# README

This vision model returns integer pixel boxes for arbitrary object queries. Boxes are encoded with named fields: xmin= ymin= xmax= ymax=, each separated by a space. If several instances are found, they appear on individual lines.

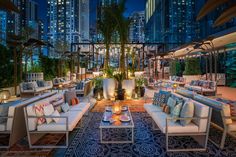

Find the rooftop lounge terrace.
xmin=1 ymin=0 xmax=236 ymax=156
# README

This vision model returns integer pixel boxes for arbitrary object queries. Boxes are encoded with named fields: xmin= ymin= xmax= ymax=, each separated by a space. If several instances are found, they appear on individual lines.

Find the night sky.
xmin=34 ymin=0 xmax=145 ymax=26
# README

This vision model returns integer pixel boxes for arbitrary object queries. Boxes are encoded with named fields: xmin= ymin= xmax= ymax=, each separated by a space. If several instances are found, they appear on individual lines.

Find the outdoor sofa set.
xmin=52 ymin=77 xmax=72 ymax=87
xmin=168 ymin=76 xmax=186 ymax=86
xmin=0 ymin=90 xmax=90 ymax=148
xmin=176 ymin=88 xmax=236 ymax=149
xmin=144 ymin=90 xmax=212 ymax=152
xmin=185 ymin=80 xmax=217 ymax=96
xmin=20 ymin=80 xmax=53 ymax=97
xmin=0 ymin=92 xmax=56 ymax=148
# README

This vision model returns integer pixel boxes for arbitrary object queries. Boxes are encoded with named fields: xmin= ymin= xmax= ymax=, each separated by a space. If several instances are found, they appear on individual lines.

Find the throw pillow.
xmin=34 ymin=102 xmax=46 ymax=125
xmin=0 ymin=104 xmax=10 ymax=123
xmin=162 ymin=105 xmax=170 ymax=114
xmin=229 ymin=104 xmax=236 ymax=116
xmin=61 ymin=103 xmax=70 ymax=113
xmin=167 ymin=97 xmax=177 ymax=113
xmin=43 ymin=104 xmax=55 ymax=124
xmin=51 ymin=110 xmax=60 ymax=123
xmin=65 ymin=90 xmax=77 ymax=105
xmin=159 ymin=90 xmax=171 ymax=106
xmin=171 ymin=102 xmax=183 ymax=122
xmin=71 ymin=97 xmax=80 ymax=106
xmin=152 ymin=92 xmax=160 ymax=106
xmin=180 ymin=100 xmax=194 ymax=126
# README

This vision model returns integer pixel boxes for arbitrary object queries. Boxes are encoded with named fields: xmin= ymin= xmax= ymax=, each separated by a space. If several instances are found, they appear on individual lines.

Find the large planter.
xmin=183 ymin=75 xmax=201 ymax=84
xmin=135 ymin=86 xmax=145 ymax=97
xmin=122 ymin=79 xmax=135 ymax=98
xmin=103 ymin=78 xmax=115 ymax=99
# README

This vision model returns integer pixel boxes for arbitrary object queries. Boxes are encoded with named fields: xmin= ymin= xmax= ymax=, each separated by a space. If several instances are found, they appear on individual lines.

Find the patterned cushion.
xmin=171 ymin=102 xmax=183 ymax=122
xmin=202 ymin=82 xmax=210 ymax=89
xmin=180 ymin=100 xmax=194 ymax=126
xmin=0 ymin=104 xmax=11 ymax=123
xmin=159 ymin=90 xmax=171 ymax=106
xmin=198 ymin=81 xmax=204 ymax=87
xmin=152 ymin=92 xmax=160 ymax=106
xmin=71 ymin=97 xmax=80 ymax=106
xmin=34 ymin=102 xmax=47 ymax=125
xmin=190 ymin=80 xmax=195 ymax=86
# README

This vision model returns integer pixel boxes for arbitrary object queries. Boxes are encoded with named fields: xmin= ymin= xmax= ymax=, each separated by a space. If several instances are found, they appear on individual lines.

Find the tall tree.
xmin=108 ymin=0 xmax=130 ymax=76
xmin=97 ymin=5 xmax=116 ymax=71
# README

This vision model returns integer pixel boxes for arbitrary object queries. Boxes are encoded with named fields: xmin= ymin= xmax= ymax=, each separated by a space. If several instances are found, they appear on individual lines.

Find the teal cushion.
xmin=171 ymin=102 xmax=183 ymax=122
xmin=159 ymin=90 xmax=171 ymax=106
xmin=167 ymin=97 xmax=177 ymax=113
xmin=180 ymin=100 xmax=194 ymax=126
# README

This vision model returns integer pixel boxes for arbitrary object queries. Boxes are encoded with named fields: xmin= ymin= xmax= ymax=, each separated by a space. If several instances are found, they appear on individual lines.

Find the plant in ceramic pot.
xmin=93 ymin=77 xmax=103 ymax=100
xmin=113 ymin=72 xmax=125 ymax=100
xmin=135 ymin=76 xmax=145 ymax=97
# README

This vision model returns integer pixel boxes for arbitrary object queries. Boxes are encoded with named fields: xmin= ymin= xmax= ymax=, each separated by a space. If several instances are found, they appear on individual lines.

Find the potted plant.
xmin=93 ymin=77 xmax=103 ymax=100
xmin=103 ymin=66 xmax=116 ymax=99
xmin=113 ymin=72 xmax=125 ymax=100
xmin=135 ymin=76 xmax=145 ymax=97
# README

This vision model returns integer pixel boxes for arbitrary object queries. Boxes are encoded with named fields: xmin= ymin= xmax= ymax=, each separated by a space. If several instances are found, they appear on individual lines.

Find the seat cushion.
xmin=37 ymin=110 xmax=84 ymax=131
xmin=70 ymin=102 xmax=90 ymax=114
xmin=152 ymin=112 xmax=199 ymax=133
xmin=228 ymin=121 xmax=236 ymax=132
xmin=144 ymin=104 xmax=162 ymax=116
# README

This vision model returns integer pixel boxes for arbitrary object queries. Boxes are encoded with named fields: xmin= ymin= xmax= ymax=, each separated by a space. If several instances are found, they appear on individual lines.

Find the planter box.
xmin=183 ymin=75 xmax=201 ymax=84
xmin=122 ymin=79 xmax=135 ymax=98
xmin=103 ymin=78 xmax=115 ymax=99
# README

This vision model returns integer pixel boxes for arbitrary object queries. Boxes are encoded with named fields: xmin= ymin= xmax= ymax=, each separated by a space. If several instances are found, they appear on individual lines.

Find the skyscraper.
xmin=79 ymin=0 xmax=90 ymax=43
xmin=47 ymin=0 xmax=79 ymax=57
xmin=0 ymin=11 xmax=7 ymax=45
xmin=47 ymin=0 xmax=90 ymax=57
xmin=145 ymin=0 xmax=197 ymax=48
xmin=129 ymin=11 xmax=145 ymax=43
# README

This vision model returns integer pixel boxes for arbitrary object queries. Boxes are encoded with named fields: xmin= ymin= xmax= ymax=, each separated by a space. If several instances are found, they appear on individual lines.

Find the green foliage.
xmin=39 ymin=56 xmax=70 ymax=81
xmin=0 ymin=45 xmax=15 ymax=88
xmin=183 ymin=58 xmax=201 ymax=75
xmin=28 ymin=64 xmax=42 ymax=73
xmin=113 ymin=72 xmax=125 ymax=83
xmin=93 ymin=77 xmax=103 ymax=90
xmin=105 ymin=66 xmax=114 ymax=78
xmin=169 ymin=59 xmax=182 ymax=76
xmin=226 ymin=51 xmax=236 ymax=87
xmin=135 ymin=76 xmax=145 ymax=87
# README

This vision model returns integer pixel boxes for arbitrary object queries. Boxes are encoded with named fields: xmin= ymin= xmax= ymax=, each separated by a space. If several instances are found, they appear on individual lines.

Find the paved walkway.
xmin=217 ymin=86 xmax=236 ymax=101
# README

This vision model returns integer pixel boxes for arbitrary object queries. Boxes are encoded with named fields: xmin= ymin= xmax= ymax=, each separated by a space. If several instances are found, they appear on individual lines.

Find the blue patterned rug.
xmin=53 ymin=112 xmax=236 ymax=157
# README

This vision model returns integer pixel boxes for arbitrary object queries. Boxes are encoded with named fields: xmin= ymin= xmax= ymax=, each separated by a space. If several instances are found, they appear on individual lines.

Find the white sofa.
xmin=53 ymin=77 xmax=71 ymax=87
xmin=185 ymin=80 xmax=217 ymax=96
xmin=0 ymin=92 xmax=57 ymax=148
xmin=24 ymin=92 xmax=90 ymax=148
xmin=201 ymin=73 xmax=226 ymax=86
xmin=20 ymin=81 xmax=53 ymax=97
xmin=169 ymin=76 xmax=186 ymax=86
xmin=144 ymin=92 xmax=212 ymax=152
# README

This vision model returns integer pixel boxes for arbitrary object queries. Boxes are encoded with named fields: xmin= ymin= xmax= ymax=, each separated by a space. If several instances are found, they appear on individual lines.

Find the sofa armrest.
xmin=165 ymin=116 xmax=209 ymax=134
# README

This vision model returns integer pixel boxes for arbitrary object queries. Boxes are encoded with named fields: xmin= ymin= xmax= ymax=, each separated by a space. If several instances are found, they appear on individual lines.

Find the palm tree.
xmin=108 ymin=0 xmax=130 ymax=76
xmin=54 ymin=40 xmax=70 ymax=77
xmin=97 ymin=5 xmax=116 ymax=71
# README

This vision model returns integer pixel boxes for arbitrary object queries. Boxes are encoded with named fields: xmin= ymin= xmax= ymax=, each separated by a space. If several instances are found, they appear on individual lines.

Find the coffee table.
xmin=99 ymin=106 xmax=134 ymax=144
